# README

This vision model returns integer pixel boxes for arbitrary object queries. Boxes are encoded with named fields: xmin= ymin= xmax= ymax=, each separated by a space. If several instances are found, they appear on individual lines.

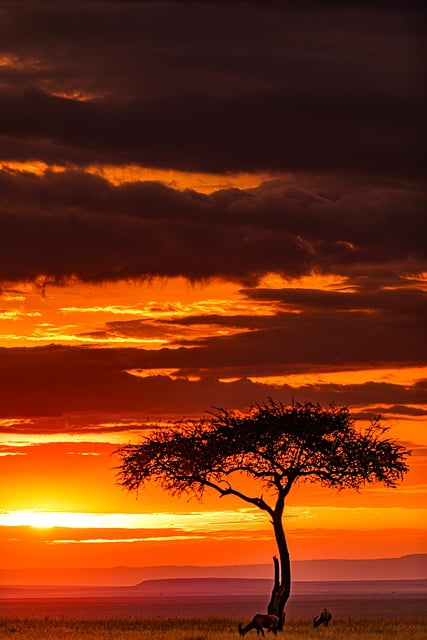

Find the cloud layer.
xmin=0 ymin=2 xmax=424 ymax=174
xmin=0 ymin=1 xmax=424 ymax=420
xmin=0 ymin=170 xmax=425 ymax=284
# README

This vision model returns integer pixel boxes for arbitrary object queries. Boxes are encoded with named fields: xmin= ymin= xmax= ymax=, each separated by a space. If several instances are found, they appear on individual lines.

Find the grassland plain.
xmin=0 ymin=617 xmax=426 ymax=640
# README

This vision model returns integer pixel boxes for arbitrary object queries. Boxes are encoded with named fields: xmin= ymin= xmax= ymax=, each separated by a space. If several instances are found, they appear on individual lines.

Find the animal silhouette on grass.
xmin=313 ymin=608 xmax=332 ymax=628
xmin=238 ymin=613 xmax=279 ymax=636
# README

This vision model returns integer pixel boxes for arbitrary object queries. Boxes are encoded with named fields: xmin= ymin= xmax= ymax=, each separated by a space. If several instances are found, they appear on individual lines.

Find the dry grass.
xmin=0 ymin=617 xmax=426 ymax=639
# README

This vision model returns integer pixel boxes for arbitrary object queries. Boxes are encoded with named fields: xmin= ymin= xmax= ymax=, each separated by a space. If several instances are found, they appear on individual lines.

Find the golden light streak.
xmin=60 ymin=298 xmax=278 ymax=319
xmin=87 ymin=165 xmax=271 ymax=193
xmin=49 ymin=90 xmax=99 ymax=102
xmin=0 ymin=452 xmax=26 ymax=457
xmin=0 ymin=161 xmax=63 ymax=176
xmin=49 ymin=533 xmax=272 ymax=544
xmin=258 ymin=272 xmax=355 ymax=292
xmin=66 ymin=452 xmax=101 ymax=457
xmin=0 ymin=310 xmax=41 ymax=320
xmin=0 ymin=418 xmax=33 ymax=428
xmin=389 ymin=273 xmax=427 ymax=291
xmin=125 ymin=369 xmax=201 ymax=382
xmin=0 ymin=161 xmax=270 ymax=194
xmin=0 ymin=53 xmax=42 ymax=70
xmin=1 ymin=506 xmax=424 ymax=532
xmin=0 ymin=508 xmax=267 ymax=531
xmin=242 ymin=365 xmax=427 ymax=388
xmin=49 ymin=536 xmax=207 ymax=544
xmin=0 ymin=278 xmax=277 ymax=348
xmin=0 ymin=433 xmax=129 ymax=446
xmin=0 ymin=331 xmax=168 ymax=348
xmin=1 ymin=294 xmax=26 ymax=302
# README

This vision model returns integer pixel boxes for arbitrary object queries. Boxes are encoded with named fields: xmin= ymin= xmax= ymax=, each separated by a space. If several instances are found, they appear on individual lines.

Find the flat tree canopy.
xmin=116 ymin=400 xmax=410 ymax=627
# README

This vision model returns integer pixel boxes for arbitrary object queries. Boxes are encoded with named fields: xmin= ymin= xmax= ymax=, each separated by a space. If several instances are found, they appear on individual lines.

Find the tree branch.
xmin=204 ymin=479 xmax=274 ymax=516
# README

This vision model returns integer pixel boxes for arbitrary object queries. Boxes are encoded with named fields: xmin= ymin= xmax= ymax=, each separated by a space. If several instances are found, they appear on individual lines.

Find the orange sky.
xmin=1 ymin=269 xmax=426 ymax=576
xmin=0 ymin=1 xmax=425 ymax=584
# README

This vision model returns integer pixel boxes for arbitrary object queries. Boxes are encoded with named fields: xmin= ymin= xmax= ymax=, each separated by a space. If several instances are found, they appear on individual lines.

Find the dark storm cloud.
xmin=356 ymin=405 xmax=427 ymax=418
xmin=0 ymin=344 xmax=425 ymax=418
xmin=174 ymin=315 xmax=427 ymax=367
xmin=0 ymin=170 xmax=425 ymax=283
xmin=96 ymin=286 xmax=426 ymax=363
xmin=0 ymin=2 xmax=424 ymax=174
xmin=89 ymin=273 xmax=427 ymax=376
xmin=145 ymin=287 xmax=426 ymax=329
xmin=0 ymin=87 xmax=423 ymax=175
xmin=243 ymin=287 xmax=427 ymax=316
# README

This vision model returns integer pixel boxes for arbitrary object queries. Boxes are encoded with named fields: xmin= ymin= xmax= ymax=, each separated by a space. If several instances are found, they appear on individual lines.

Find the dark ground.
xmin=0 ymin=580 xmax=425 ymax=620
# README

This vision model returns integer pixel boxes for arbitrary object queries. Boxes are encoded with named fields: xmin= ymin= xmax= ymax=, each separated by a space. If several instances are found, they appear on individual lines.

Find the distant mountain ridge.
xmin=2 ymin=578 xmax=426 ymax=601
xmin=1 ymin=554 xmax=425 ymax=586
xmin=132 ymin=576 xmax=427 ymax=596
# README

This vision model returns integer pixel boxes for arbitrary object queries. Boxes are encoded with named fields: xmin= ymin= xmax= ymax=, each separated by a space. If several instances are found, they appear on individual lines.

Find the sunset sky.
xmin=0 ymin=1 xmax=426 ymax=581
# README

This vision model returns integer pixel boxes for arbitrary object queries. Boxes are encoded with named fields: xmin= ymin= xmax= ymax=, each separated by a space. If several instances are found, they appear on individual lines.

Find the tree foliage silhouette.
xmin=116 ymin=400 xmax=410 ymax=628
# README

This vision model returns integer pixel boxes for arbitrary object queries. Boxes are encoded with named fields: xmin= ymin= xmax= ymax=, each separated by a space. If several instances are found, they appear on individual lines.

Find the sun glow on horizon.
xmin=1 ymin=505 xmax=425 ymax=533
xmin=0 ymin=508 xmax=268 ymax=531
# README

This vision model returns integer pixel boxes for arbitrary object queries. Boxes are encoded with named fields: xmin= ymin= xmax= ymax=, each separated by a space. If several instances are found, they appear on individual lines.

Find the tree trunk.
xmin=267 ymin=515 xmax=291 ymax=630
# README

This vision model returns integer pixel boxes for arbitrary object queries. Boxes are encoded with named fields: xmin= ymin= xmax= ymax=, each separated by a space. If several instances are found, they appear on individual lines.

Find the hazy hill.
xmin=1 ymin=577 xmax=426 ymax=601
xmin=132 ymin=576 xmax=427 ymax=596
xmin=1 ymin=554 xmax=425 ymax=586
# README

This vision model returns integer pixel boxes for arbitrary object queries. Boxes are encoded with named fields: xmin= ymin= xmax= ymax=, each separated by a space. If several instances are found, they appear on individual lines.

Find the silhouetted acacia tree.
xmin=116 ymin=400 xmax=410 ymax=629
